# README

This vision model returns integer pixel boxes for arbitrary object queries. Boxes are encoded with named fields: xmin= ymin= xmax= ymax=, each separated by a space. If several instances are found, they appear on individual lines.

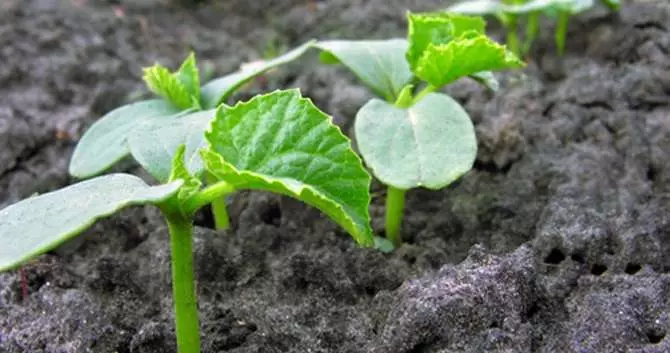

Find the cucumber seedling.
xmin=69 ymin=42 xmax=313 ymax=229
xmin=447 ymin=0 xmax=620 ymax=55
xmin=314 ymin=12 xmax=523 ymax=247
xmin=0 ymin=90 xmax=373 ymax=353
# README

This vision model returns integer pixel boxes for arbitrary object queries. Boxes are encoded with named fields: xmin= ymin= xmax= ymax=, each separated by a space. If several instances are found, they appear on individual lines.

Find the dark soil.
xmin=1 ymin=0 xmax=669 ymax=352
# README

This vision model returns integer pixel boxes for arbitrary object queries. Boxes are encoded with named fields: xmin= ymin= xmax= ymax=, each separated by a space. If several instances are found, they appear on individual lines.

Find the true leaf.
xmin=175 ymin=52 xmax=201 ymax=104
xmin=354 ymin=93 xmax=477 ymax=190
xmin=69 ymin=99 xmax=181 ymax=178
xmin=0 ymin=174 xmax=182 ymax=271
xmin=169 ymin=145 xmax=203 ymax=212
xmin=314 ymin=39 xmax=413 ymax=101
xmin=143 ymin=64 xmax=196 ymax=110
xmin=415 ymin=34 xmax=524 ymax=87
xmin=200 ymin=40 xmax=314 ymax=109
xmin=203 ymin=89 xmax=373 ymax=246
xmin=406 ymin=12 xmax=486 ymax=71
xmin=128 ymin=110 xmax=214 ymax=183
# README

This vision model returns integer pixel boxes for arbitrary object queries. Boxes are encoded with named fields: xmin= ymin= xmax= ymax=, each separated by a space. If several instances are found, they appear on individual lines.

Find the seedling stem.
xmin=165 ymin=212 xmax=200 ymax=353
xmin=523 ymin=12 xmax=540 ymax=55
xmin=385 ymin=186 xmax=406 ymax=247
xmin=555 ymin=10 xmax=569 ymax=55
xmin=504 ymin=15 xmax=521 ymax=56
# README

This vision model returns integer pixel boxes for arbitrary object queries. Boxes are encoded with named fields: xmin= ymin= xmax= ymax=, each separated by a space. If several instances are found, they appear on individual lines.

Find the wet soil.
xmin=1 ymin=0 xmax=670 ymax=352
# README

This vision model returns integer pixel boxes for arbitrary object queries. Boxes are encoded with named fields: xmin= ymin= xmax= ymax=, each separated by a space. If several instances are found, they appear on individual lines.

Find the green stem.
xmin=505 ymin=15 xmax=520 ymax=56
xmin=165 ymin=213 xmax=200 ymax=353
xmin=522 ymin=12 xmax=540 ymax=56
xmin=385 ymin=186 xmax=406 ymax=247
xmin=411 ymin=84 xmax=437 ymax=106
xmin=555 ymin=11 xmax=570 ymax=56
xmin=204 ymin=174 xmax=232 ymax=229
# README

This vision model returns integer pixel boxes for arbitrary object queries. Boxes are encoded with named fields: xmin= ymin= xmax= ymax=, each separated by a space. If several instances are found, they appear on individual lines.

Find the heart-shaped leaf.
xmin=69 ymin=99 xmax=181 ymax=178
xmin=0 ymin=174 xmax=182 ymax=271
xmin=416 ymin=34 xmax=524 ymax=87
xmin=200 ymin=40 xmax=314 ymax=109
xmin=355 ymin=93 xmax=477 ymax=190
xmin=203 ymin=89 xmax=373 ymax=246
xmin=314 ymin=39 xmax=413 ymax=101
xmin=128 ymin=110 xmax=214 ymax=183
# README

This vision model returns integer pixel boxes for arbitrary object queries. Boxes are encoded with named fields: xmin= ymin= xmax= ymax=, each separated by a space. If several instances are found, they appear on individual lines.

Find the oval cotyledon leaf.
xmin=355 ymin=92 xmax=477 ymax=190
xmin=0 ymin=174 xmax=182 ymax=271
xmin=69 ymin=99 xmax=181 ymax=179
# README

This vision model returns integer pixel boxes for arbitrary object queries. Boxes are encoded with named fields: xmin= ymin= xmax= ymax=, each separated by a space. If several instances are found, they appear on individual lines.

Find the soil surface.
xmin=1 ymin=0 xmax=670 ymax=352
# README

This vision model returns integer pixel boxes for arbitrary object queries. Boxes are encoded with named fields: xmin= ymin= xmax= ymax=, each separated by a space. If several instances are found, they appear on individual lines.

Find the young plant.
xmin=0 ymin=90 xmax=373 ymax=353
xmin=68 ymin=42 xmax=314 ymax=229
xmin=314 ymin=12 xmax=523 ymax=246
xmin=447 ymin=0 xmax=620 ymax=55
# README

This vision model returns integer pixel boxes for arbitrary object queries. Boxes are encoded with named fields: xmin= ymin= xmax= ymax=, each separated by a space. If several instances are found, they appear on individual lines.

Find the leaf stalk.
xmin=186 ymin=179 xmax=236 ymax=214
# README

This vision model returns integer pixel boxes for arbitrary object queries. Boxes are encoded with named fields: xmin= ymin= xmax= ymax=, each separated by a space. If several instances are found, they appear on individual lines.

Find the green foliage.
xmin=355 ymin=93 xmax=477 ymax=190
xmin=69 ymin=100 xmax=180 ymax=178
xmin=447 ymin=0 xmax=621 ymax=56
xmin=0 ymin=89 xmax=374 ymax=353
xmin=200 ymin=41 xmax=314 ymax=109
xmin=143 ymin=63 xmax=199 ymax=110
xmin=0 ymin=175 xmax=182 ymax=271
xmin=128 ymin=110 xmax=213 ymax=183
xmin=406 ymin=12 xmax=486 ymax=70
xmin=1 ymin=89 xmax=374 ymax=269
xmin=203 ymin=90 xmax=373 ymax=246
xmin=407 ymin=12 xmax=523 ymax=87
xmin=314 ymin=11 xmax=522 ymax=245
xmin=314 ymin=39 xmax=412 ymax=101
xmin=71 ymin=43 xmax=313 ymax=180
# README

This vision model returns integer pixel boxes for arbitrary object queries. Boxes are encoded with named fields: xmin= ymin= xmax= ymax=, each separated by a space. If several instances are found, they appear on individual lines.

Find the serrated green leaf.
xmin=203 ymin=89 xmax=373 ymax=246
xmin=0 ymin=174 xmax=182 ymax=271
xmin=314 ymin=39 xmax=413 ymax=101
xmin=415 ymin=34 xmax=524 ymax=87
xmin=143 ymin=64 xmax=195 ymax=110
xmin=69 ymin=99 xmax=181 ymax=179
xmin=128 ymin=110 xmax=214 ymax=183
xmin=406 ymin=12 xmax=486 ymax=71
xmin=175 ymin=52 xmax=201 ymax=104
xmin=169 ymin=145 xmax=203 ymax=210
xmin=355 ymin=93 xmax=476 ymax=190
xmin=200 ymin=40 xmax=314 ymax=109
